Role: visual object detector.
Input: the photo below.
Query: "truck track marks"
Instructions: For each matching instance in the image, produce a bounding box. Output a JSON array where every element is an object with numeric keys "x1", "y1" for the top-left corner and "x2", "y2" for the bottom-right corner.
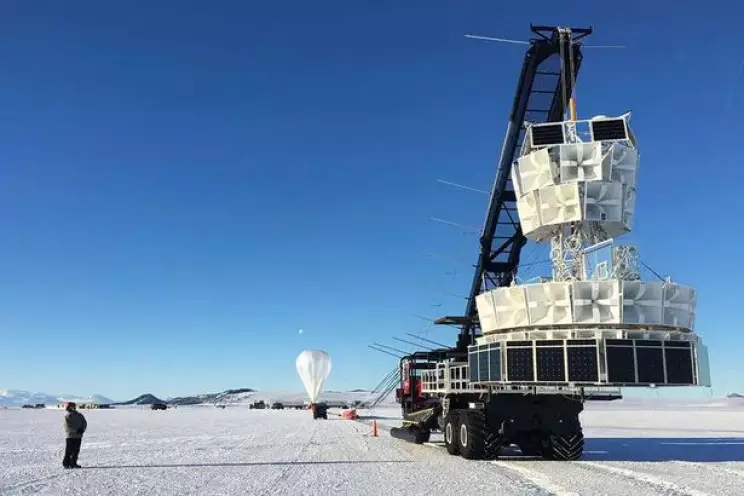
[
  {"x1": 577, "y1": 461, "x2": 712, "y2": 496},
  {"x1": 671, "y1": 460, "x2": 744, "y2": 479},
  {"x1": 491, "y1": 460, "x2": 579, "y2": 496}
]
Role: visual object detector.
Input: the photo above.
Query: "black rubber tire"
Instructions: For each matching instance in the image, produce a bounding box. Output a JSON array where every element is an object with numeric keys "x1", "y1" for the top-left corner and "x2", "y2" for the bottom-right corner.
[
  {"x1": 516, "y1": 431, "x2": 545, "y2": 457},
  {"x1": 544, "y1": 429, "x2": 584, "y2": 461},
  {"x1": 458, "y1": 410, "x2": 490, "y2": 460},
  {"x1": 443, "y1": 411, "x2": 461, "y2": 455},
  {"x1": 413, "y1": 428, "x2": 431, "y2": 444}
]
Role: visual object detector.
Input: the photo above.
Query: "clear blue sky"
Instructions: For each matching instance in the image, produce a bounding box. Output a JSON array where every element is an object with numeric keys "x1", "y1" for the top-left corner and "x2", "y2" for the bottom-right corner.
[{"x1": 1, "y1": 1, "x2": 742, "y2": 401}]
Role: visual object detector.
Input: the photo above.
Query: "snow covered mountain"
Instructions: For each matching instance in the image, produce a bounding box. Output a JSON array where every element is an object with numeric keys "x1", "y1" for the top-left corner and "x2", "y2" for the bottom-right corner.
[
  {"x1": 123, "y1": 388, "x2": 392, "y2": 407},
  {"x1": 2, "y1": 386, "x2": 395, "y2": 408},
  {"x1": 168, "y1": 388, "x2": 256, "y2": 406},
  {"x1": 114, "y1": 394, "x2": 165, "y2": 406},
  {"x1": 0, "y1": 389, "x2": 114, "y2": 407}
]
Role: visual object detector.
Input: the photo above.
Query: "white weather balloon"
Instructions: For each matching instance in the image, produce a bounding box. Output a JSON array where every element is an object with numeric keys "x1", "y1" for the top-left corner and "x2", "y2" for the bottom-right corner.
[{"x1": 295, "y1": 350, "x2": 331, "y2": 403}]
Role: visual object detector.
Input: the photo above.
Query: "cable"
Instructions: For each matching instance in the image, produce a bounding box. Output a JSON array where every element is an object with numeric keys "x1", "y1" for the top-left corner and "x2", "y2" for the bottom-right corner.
[{"x1": 639, "y1": 259, "x2": 666, "y2": 282}]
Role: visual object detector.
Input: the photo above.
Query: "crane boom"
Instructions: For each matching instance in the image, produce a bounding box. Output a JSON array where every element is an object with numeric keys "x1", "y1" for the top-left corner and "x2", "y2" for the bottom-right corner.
[{"x1": 435, "y1": 25, "x2": 592, "y2": 349}]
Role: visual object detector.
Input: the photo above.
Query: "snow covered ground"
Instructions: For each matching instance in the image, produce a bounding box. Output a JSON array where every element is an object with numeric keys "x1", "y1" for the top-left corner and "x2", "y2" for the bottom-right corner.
[{"x1": 1, "y1": 399, "x2": 743, "y2": 495}]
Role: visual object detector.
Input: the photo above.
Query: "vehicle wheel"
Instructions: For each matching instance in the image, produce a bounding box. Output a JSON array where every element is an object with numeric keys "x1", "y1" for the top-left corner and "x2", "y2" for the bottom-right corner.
[
  {"x1": 458, "y1": 410, "x2": 491, "y2": 460},
  {"x1": 544, "y1": 428, "x2": 584, "y2": 461},
  {"x1": 443, "y1": 411, "x2": 461, "y2": 455}
]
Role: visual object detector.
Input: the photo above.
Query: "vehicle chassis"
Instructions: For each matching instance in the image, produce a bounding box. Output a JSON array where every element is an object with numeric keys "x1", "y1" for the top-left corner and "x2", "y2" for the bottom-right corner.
[{"x1": 392, "y1": 353, "x2": 620, "y2": 460}]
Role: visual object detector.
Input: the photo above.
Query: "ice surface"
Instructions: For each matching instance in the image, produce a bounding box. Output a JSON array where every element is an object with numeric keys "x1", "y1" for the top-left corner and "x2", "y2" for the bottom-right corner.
[{"x1": 1, "y1": 398, "x2": 743, "y2": 495}]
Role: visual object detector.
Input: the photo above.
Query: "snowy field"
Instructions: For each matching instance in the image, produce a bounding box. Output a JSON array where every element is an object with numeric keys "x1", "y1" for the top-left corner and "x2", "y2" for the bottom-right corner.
[{"x1": 1, "y1": 399, "x2": 743, "y2": 495}]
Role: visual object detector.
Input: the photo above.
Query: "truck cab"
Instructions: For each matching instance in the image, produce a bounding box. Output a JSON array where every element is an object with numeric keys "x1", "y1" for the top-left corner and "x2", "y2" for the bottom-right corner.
[{"x1": 396, "y1": 358, "x2": 439, "y2": 415}]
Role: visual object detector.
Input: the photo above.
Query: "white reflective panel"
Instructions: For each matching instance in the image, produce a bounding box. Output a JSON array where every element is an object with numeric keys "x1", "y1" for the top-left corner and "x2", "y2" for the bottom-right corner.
[
  {"x1": 622, "y1": 281, "x2": 663, "y2": 325},
  {"x1": 572, "y1": 280, "x2": 622, "y2": 324},
  {"x1": 475, "y1": 292, "x2": 499, "y2": 332},
  {"x1": 511, "y1": 161, "x2": 523, "y2": 198},
  {"x1": 517, "y1": 148, "x2": 557, "y2": 192},
  {"x1": 492, "y1": 286, "x2": 530, "y2": 330},
  {"x1": 663, "y1": 283, "x2": 697, "y2": 329},
  {"x1": 539, "y1": 183, "x2": 582, "y2": 226},
  {"x1": 623, "y1": 184, "x2": 636, "y2": 230},
  {"x1": 525, "y1": 282, "x2": 573, "y2": 326},
  {"x1": 696, "y1": 343, "x2": 712, "y2": 387},
  {"x1": 609, "y1": 142, "x2": 639, "y2": 188},
  {"x1": 516, "y1": 190, "x2": 542, "y2": 235},
  {"x1": 584, "y1": 182, "x2": 624, "y2": 223},
  {"x1": 558, "y1": 143, "x2": 609, "y2": 183}
]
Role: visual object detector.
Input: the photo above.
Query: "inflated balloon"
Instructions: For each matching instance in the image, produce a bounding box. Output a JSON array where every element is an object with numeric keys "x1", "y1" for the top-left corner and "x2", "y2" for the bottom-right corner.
[{"x1": 296, "y1": 350, "x2": 331, "y2": 403}]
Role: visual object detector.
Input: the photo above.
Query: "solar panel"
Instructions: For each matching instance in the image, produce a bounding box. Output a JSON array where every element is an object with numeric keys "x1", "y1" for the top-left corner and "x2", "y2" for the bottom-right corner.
[
  {"x1": 507, "y1": 346, "x2": 534, "y2": 381},
  {"x1": 567, "y1": 341, "x2": 599, "y2": 382},
  {"x1": 590, "y1": 118, "x2": 627, "y2": 141},
  {"x1": 530, "y1": 123, "x2": 565, "y2": 146},
  {"x1": 536, "y1": 347, "x2": 565, "y2": 381}
]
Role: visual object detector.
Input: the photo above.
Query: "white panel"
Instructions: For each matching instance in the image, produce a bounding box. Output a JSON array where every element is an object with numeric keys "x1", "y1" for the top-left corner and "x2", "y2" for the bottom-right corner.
[
  {"x1": 584, "y1": 182, "x2": 623, "y2": 223},
  {"x1": 663, "y1": 283, "x2": 696, "y2": 329},
  {"x1": 609, "y1": 142, "x2": 639, "y2": 188},
  {"x1": 492, "y1": 286, "x2": 530, "y2": 330},
  {"x1": 539, "y1": 183, "x2": 581, "y2": 226},
  {"x1": 696, "y1": 343, "x2": 712, "y2": 387},
  {"x1": 623, "y1": 184, "x2": 636, "y2": 230},
  {"x1": 525, "y1": 282, "x2": 573, "y2": 326},
  {"x1": 622, "y1": 281, "x2": 663, "y2": 325},
  {"x1": 517, "y1": 148, "x2": 557, "y2": 193},
  {"x1": 516, "y1": 190, "x2": 542, "y2": 235},
  {"x1": 511, "y1": 161, "x2": 523, "y2": 198},
  {"x1": 558, "y1": 143, "x2": 609, "y2": 183},
  {"x1": 475, "y1": 292, "x2": 499, "y2": 333},
  {"x1": 572, "y1": 280, "x2": 622, "y2": 324}
]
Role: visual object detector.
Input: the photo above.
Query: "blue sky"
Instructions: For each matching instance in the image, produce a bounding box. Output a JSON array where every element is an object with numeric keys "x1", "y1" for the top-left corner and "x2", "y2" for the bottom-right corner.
[{"x1": 1, "y1": 1, "x2": 742, "y2": 401}]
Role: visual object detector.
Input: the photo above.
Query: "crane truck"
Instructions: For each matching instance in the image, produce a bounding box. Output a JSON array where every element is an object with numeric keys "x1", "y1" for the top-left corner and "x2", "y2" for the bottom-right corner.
[{"x1": 388, "y1": 25, "x2": 711, "y2": 461}]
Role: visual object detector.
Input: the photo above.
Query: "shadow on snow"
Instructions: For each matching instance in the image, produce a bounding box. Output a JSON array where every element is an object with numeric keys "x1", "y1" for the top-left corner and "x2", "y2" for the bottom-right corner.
[
  {"x1": 581, "y1": 437, "x2": 744, "y2": 462},
  {"x1": 420, "y1": 437, "x2": 744, "y2": 462}
]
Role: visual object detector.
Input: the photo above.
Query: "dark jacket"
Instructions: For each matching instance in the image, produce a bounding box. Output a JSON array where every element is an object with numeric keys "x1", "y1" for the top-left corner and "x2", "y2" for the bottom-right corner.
[{"x1": 64, "y1": 411, "x2": 87, "y2": 439}]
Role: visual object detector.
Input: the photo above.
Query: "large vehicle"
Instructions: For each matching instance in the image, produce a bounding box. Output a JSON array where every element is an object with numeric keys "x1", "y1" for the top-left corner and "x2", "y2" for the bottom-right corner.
[{"x1": 390, "y1": 25, "x2": 711, "y2": 461}]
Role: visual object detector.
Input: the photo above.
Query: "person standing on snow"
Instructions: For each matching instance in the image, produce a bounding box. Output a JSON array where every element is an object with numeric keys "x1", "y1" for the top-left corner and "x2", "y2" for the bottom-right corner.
[{"x1": 62, "y1": 402, "x2": 87, "y2": 469}]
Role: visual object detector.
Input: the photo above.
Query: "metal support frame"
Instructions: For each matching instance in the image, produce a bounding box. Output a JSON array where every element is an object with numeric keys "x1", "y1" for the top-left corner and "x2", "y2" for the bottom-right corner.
[{"x1": 454, "y1": 25, "x2": 590, "y2": 349}]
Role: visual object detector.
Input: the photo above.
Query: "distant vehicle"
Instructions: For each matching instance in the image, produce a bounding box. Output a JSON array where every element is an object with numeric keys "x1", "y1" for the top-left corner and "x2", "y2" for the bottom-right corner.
[
  {"x1": 270, "y1": 402, "x2": 284, "y2": 410},
  {"x1": 151, "y1": 403, "x2": 168, "y2": 411},
  {"x1": 311, "y1": 403, "x2": 328, "y2": 420}
]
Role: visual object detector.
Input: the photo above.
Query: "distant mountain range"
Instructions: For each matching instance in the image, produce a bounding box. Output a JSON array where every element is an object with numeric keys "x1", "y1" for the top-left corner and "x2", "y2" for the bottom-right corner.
[
  {"x1": 167, "y1": 388, "x2": 256, "y2": 405},
  {"x1": 119, "y1": 389, "x2": 380, "y2": 407},
  {"x1": 115, "y1": 393, "x2": 166, "y2": 406},
  {"x1": 4, "y1": 387, "x2": 741, "y2": 408},
  {"x1": 0, "y1": 389, "x2": 114, "y2": 407}
]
